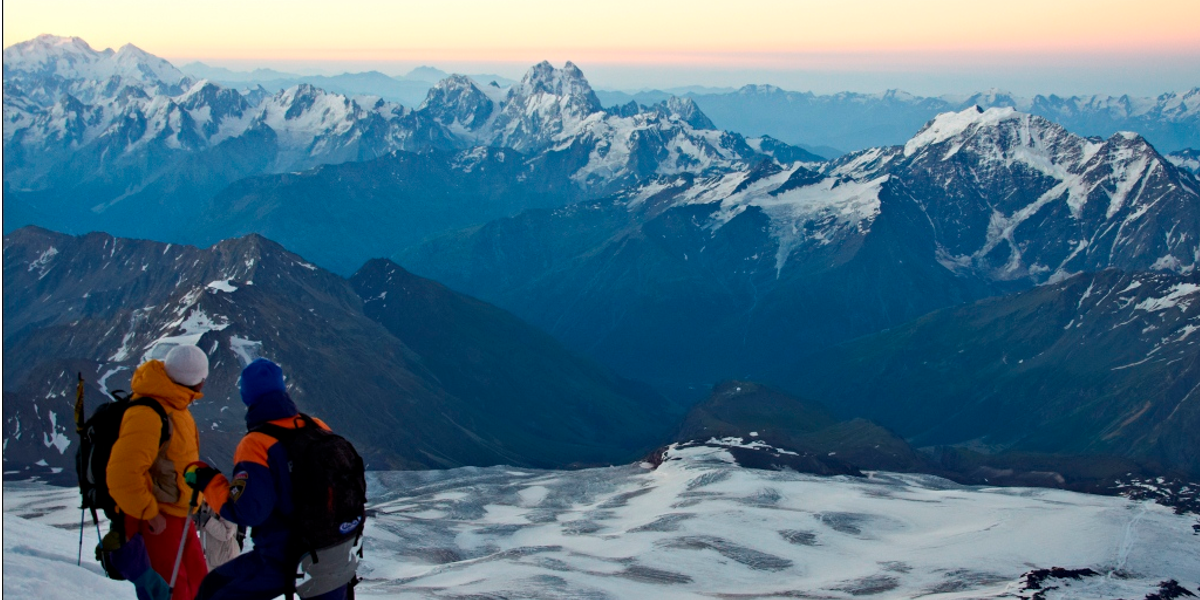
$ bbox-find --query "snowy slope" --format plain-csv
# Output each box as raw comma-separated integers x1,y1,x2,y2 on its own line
7,448,1198,600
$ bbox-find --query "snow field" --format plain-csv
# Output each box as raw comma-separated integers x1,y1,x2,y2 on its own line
357,445,1198,599
4,447,1198,599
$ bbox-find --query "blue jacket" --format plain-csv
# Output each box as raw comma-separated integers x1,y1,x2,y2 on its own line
203,390,329,565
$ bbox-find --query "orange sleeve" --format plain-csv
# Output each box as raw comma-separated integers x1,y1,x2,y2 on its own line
106,406,163,520
205,432,274,514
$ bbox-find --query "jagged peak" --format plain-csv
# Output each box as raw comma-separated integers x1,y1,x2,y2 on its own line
419,74,495,127
286,82,321,96
509,60,600,111
650,96,716,130
1100,131,1167,162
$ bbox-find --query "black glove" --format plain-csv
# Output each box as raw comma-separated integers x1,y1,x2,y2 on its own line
184,461,221,492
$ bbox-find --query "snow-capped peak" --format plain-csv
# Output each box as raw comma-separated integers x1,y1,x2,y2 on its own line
111,43,188,86
903,106,1025,156
4,34,191,105
2,34,106,69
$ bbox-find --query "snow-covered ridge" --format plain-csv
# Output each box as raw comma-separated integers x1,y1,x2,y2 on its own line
3,34,191,104
832,105,1200,283
622,163,886,274
904,105,1022,156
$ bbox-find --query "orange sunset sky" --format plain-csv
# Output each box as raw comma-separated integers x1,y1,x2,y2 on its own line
4,0,1199,95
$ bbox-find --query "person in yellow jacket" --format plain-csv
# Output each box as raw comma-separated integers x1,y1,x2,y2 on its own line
108,344,210,600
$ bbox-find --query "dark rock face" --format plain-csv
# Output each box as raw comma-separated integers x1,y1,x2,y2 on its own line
400,163,986,385
348,259,676,468
669,381,929,474
775,269,1200,476
419,75,496,130
2,227,673,481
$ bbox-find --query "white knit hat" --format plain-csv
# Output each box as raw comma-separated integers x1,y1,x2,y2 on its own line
164,345,209,386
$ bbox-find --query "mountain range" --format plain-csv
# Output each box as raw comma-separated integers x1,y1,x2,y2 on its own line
7,34,1200,482
2,227,675,482
400,106,1200,384
3,35,813,271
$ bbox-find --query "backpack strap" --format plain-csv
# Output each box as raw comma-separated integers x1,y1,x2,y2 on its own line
250,413,315,442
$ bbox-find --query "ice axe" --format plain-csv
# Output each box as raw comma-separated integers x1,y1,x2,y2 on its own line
169,485,201,593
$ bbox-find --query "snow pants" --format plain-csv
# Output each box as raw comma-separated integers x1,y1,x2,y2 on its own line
194,550,347,600
124,513,207,600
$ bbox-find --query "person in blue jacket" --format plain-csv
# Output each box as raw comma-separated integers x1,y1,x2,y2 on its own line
185,359,347,600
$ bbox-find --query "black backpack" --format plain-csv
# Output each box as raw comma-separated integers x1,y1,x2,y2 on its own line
252,413,366,598
76,390,171,522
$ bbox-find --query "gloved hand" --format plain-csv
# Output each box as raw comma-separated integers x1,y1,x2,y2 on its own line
184,461,221,492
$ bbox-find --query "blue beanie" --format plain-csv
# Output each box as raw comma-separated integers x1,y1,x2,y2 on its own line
239,358,286,406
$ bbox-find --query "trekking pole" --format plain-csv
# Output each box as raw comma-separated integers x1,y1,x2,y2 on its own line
169,487,201,594
74,372,87,567
77,509,85,566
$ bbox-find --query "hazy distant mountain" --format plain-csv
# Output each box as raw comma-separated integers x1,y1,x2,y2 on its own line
1168,148,1200,175
193,147,592,274
2,227,674,480
179,62,300,82
178,62,518,107
685,85,1200,155
405,65,516,87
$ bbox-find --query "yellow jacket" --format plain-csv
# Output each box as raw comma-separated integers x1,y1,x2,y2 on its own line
107,360,202,519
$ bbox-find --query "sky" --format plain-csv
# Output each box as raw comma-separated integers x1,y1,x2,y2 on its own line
4,0,1199,96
